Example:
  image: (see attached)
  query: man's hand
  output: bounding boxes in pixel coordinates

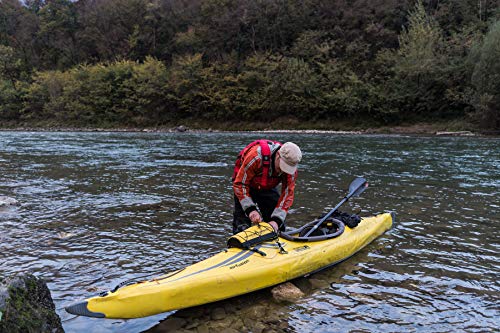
[248,210,262,223]
[268,221,279,232]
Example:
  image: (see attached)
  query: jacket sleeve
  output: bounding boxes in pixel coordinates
[232,150,260,215]
[270,171,297,225]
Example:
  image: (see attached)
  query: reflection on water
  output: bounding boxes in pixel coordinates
[0,132,498,332]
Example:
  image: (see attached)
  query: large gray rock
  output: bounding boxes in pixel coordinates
[0,274,64,333]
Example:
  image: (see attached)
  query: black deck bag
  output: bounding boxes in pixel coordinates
[320,210,361,229]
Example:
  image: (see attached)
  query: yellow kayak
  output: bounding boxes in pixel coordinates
[66,212,393,319]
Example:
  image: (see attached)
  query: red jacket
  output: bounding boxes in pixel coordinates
[233,141,297,223]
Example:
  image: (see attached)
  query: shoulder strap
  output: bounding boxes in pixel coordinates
[233,140,279,184]
[258,140,271,188]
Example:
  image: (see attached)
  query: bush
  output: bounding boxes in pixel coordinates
[22,70,72,122]
[21,58,178,126]
[123,57,174,125]
[0,79,22,121]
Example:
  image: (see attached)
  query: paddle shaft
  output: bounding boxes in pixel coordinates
[303,197,347,237]
[303,179,367,237]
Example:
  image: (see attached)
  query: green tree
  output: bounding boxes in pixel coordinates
[265,57,319,119]
[0,80,21,121]
[223,53,275,120]
[76,0,148,62]
[0,0,41,71]
[123,56,175,125]
[37,0,80,69]
[388,0,448,118]
[169,53,205,118]
[289,30,333,63]
[0,45,21,83]
[0,45,23,121]
[316,59,382,120]
[434,0,500,33]
[470,20,500,129]
[21,70,69,122]
[396,1,444,85]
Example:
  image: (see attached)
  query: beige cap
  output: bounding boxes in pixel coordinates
[279,142,302,175]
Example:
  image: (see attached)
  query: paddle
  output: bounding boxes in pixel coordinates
[303,177,368,237]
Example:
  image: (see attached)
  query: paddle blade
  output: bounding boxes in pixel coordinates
[348,177,368,198]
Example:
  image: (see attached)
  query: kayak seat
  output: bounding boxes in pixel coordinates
[280,218,345,242]
[299,218,341,237]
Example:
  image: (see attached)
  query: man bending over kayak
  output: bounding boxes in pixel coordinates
[232,140,302,234]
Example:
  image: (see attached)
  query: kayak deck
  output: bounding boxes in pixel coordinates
[66,212,393,319]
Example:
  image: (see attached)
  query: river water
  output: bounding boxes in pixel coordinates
[0,131,498,332]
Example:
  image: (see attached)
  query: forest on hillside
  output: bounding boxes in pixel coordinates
[0,0,499,130]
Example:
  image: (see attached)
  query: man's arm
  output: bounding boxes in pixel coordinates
[270,172,297,228]
[233,151,260,217]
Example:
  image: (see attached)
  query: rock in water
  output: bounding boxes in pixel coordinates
[0,274,64,333]
[271,282,305,303]
[175,125,187,132]
[56,232,76,240]
[0,196,18,207]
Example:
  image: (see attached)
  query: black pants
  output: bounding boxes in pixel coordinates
[232,188,282,234]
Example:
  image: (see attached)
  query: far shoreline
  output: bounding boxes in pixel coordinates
[0,126,495,137]
[3,116,500,137]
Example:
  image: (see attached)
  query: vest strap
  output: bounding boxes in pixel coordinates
[259,140,271,188]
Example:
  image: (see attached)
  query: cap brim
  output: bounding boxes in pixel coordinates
[280,159,297,175]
